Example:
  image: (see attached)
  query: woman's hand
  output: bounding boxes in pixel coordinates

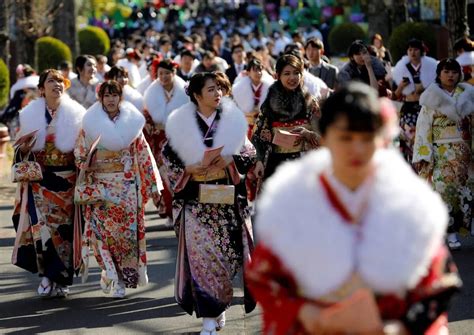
[253,161,265,179]
[292,127,320,147]
[298,303,323,333]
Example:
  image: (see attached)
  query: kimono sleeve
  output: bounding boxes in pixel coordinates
[161,142,188,192]
[251,98,273,162]
[73,129,89,170]
[246,244,307,335]
[232,137,257,175]
[135,132,163,204]
[402,245,462,334]
[413,106,434,166]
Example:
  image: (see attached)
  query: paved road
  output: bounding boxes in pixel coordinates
[0,184,473,334]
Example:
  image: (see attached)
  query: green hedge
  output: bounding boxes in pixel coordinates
[35,37,72,73]
[78,26,110,56]
[0,59,10,108]
[388,22,437,63]
[328,23,367,56]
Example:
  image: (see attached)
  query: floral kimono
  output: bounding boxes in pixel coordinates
[74,101,162,288]
[413,83,474,234]
[143,76,189,218]
[251,81,319,180]
[12,96,85,286]
[247,148,461,335]
[162,98,256,318]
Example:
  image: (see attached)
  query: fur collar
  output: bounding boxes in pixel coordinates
[123,85,144,112]
[143,76,189,125]
[82,100,145,151]
[256,148,447,298]
[17,96,86,153]
[420,83,474,121]
[165,97,247,166]
[232,75,273,114]
[137,75,152,95]
[303,70,326,99]
[392,55,438,95]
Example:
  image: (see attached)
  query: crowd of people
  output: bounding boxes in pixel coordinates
[3,9,474,333]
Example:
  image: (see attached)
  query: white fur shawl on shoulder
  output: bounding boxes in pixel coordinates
[256,148,447,299]
[420,82,474,122]
[143,76,189,125]
[17,96,86,153]
[165,97,247,166]
[392,55,438,95]
[82,100,145,151]
[232,75,273,114]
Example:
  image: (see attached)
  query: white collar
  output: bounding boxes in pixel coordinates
[197,110,217,127]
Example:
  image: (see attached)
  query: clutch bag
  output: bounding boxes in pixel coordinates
[199,184,235,205]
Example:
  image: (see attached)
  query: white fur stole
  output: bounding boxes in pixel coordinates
[232,75,273,114]
[165,97,247,166]
[392,55,438,95]
[143,76,189,125]
[123,85,144,112]
[420,82,474,122]
[256,148,448,298]
[82,100,145,151]
[17,96,86,153]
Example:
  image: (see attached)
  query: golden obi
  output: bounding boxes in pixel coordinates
[245,109,260,126]
[191,168,227,182]
[271,119,311,154]
[92,151,125,173]
[44,142,74,166]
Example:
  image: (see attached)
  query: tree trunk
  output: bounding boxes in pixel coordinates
[446,0,469,55]
[0,0,9,67]
[13,0,36,67]
[391,0,408,29]
[52,0,78,59]
[367,1,390,42]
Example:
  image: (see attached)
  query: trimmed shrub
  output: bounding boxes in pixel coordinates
[35,37,72,73]
[388,22,437,63]
[328,23,367,56]
[0,59,9,108]
[78,26,110,56]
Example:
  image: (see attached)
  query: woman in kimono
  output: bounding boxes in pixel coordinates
[143,59,189,223]
[392,39,438,164]
[252,54,319,181]
[68,55,99,109]
[232,58,274,139]
[104,66,144,112]
[162,72,256,335]
[246,82,461,335]
[74,80,162,298]
[413,58,474,250]
[12,69,86,297]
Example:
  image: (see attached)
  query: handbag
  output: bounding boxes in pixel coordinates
[198,170,235,205]
[11,143,43,183]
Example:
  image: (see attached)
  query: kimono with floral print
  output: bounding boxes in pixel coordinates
[413,83,474,234]
[162,99,257,318]
[75,129,161,288]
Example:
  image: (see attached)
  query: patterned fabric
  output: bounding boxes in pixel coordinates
[399,101,422,164]
[246,244,460,335]
[12,118,76,286]
[74,131,160,288]
[251,81,318,179]
[162,115,257,318]
[413,91,473,234]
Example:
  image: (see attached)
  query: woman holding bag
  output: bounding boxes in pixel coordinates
[246,83,461,334]
[74,80,162,299]
[162,72,256,335]
[12,69,86,297]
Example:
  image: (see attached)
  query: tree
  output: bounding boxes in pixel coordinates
[0,0,9,68]
[52,0,78,59]
[367,1,390,41]
[446,0,469,54]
